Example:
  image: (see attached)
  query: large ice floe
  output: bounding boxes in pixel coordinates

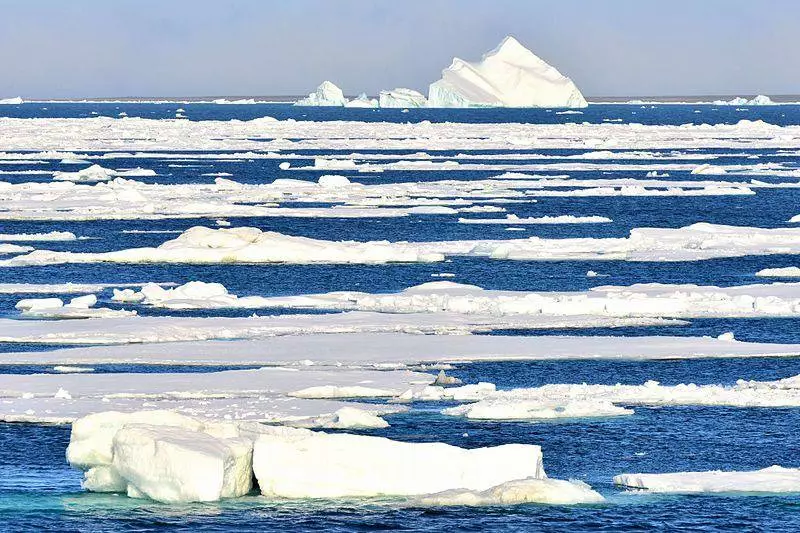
[0,365,430,424]
[14,294,136,319]
[294,81,348,107]
[0,312,675,345]
[65,410,603,505]
[4,333,800,367]
[6,223,800,266]
[109,279,800,319]
[614,466,800,494]
[428,36,587,108]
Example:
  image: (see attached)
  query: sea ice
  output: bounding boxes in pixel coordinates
[414,478,604,506]
[757,267,800,277]
[428,36,587,108]
[614,466,800,493]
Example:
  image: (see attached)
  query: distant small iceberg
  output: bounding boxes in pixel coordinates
[0,96,23,105]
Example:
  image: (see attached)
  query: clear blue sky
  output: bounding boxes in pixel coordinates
[0,0,797,98]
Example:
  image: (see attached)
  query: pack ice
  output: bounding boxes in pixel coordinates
[67,410,603,505]
[428,36,587,108]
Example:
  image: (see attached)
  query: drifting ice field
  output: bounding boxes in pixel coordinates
[2,101,800,530]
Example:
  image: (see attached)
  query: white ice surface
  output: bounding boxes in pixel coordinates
[0,366,429,424]
[428,36,587,108]
[144,280,800,319]
[414,478,604,506]
[756,267,800,277]
[0,312,676,344]
[614,466,800,493]
[6,223,800,265]
[3,117,800,153]
[253,430,545,498]
[458,214,612,225]
[4,333,799,367]
[442,373,800,420]
[0,231,76,241]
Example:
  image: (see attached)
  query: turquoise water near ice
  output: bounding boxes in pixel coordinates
[1,102,799,531]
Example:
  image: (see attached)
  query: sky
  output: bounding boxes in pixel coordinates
[0,0,798,98]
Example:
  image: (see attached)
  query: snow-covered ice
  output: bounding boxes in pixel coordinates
[757,267,800,277]
[614,466,800,493]
[442,373,800,420]
[428,36,587,108]
[4,332,799,367]
[7,223,800,266]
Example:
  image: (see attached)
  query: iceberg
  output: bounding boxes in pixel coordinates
[614,466,800,494]
[428,36,587,108]
[344,93,378,108]
[378,88,428,108]
[0,97,23,105]
[294,81,348,106]
[252,431,545,498]
[712,95,776,106]
[67,410,600,505]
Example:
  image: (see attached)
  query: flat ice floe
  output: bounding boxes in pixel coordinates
[756,267,800,277]
[4,333,800,367]
[129,279,800,319]
[458,214,612,225]
[0,312,675,345]
[0,231,76,241]
[14,294,136,319]
[6,223,800,265]
[0,366,430,424]
[441,373,800,420]
[614,466,800,494]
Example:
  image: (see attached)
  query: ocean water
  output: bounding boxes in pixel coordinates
[1,102,800,531]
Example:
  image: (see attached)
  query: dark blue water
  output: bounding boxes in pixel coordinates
[2,101,800,126]
[2,103,800,531]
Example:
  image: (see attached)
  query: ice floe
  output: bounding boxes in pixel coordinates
[0,312,675,345]
[0,231,76,241]
[614,466,800,494]
[6,223,800,266]
[757,267,800,277]
[428,36,587,108]
[132,280,800,319]
[14,294,136,319]
[441,373,800,420]
[0,97,23,105]
[4,333,799,367]
[0,366,428,424]
[458,214,612,225]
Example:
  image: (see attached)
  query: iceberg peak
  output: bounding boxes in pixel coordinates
[428,35,587,109]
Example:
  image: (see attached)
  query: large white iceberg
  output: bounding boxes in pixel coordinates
[428,36,587,108]
[614,466,800,494]
[294,81,348,106]
[252,431,546,498]
[67,410,602,505]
